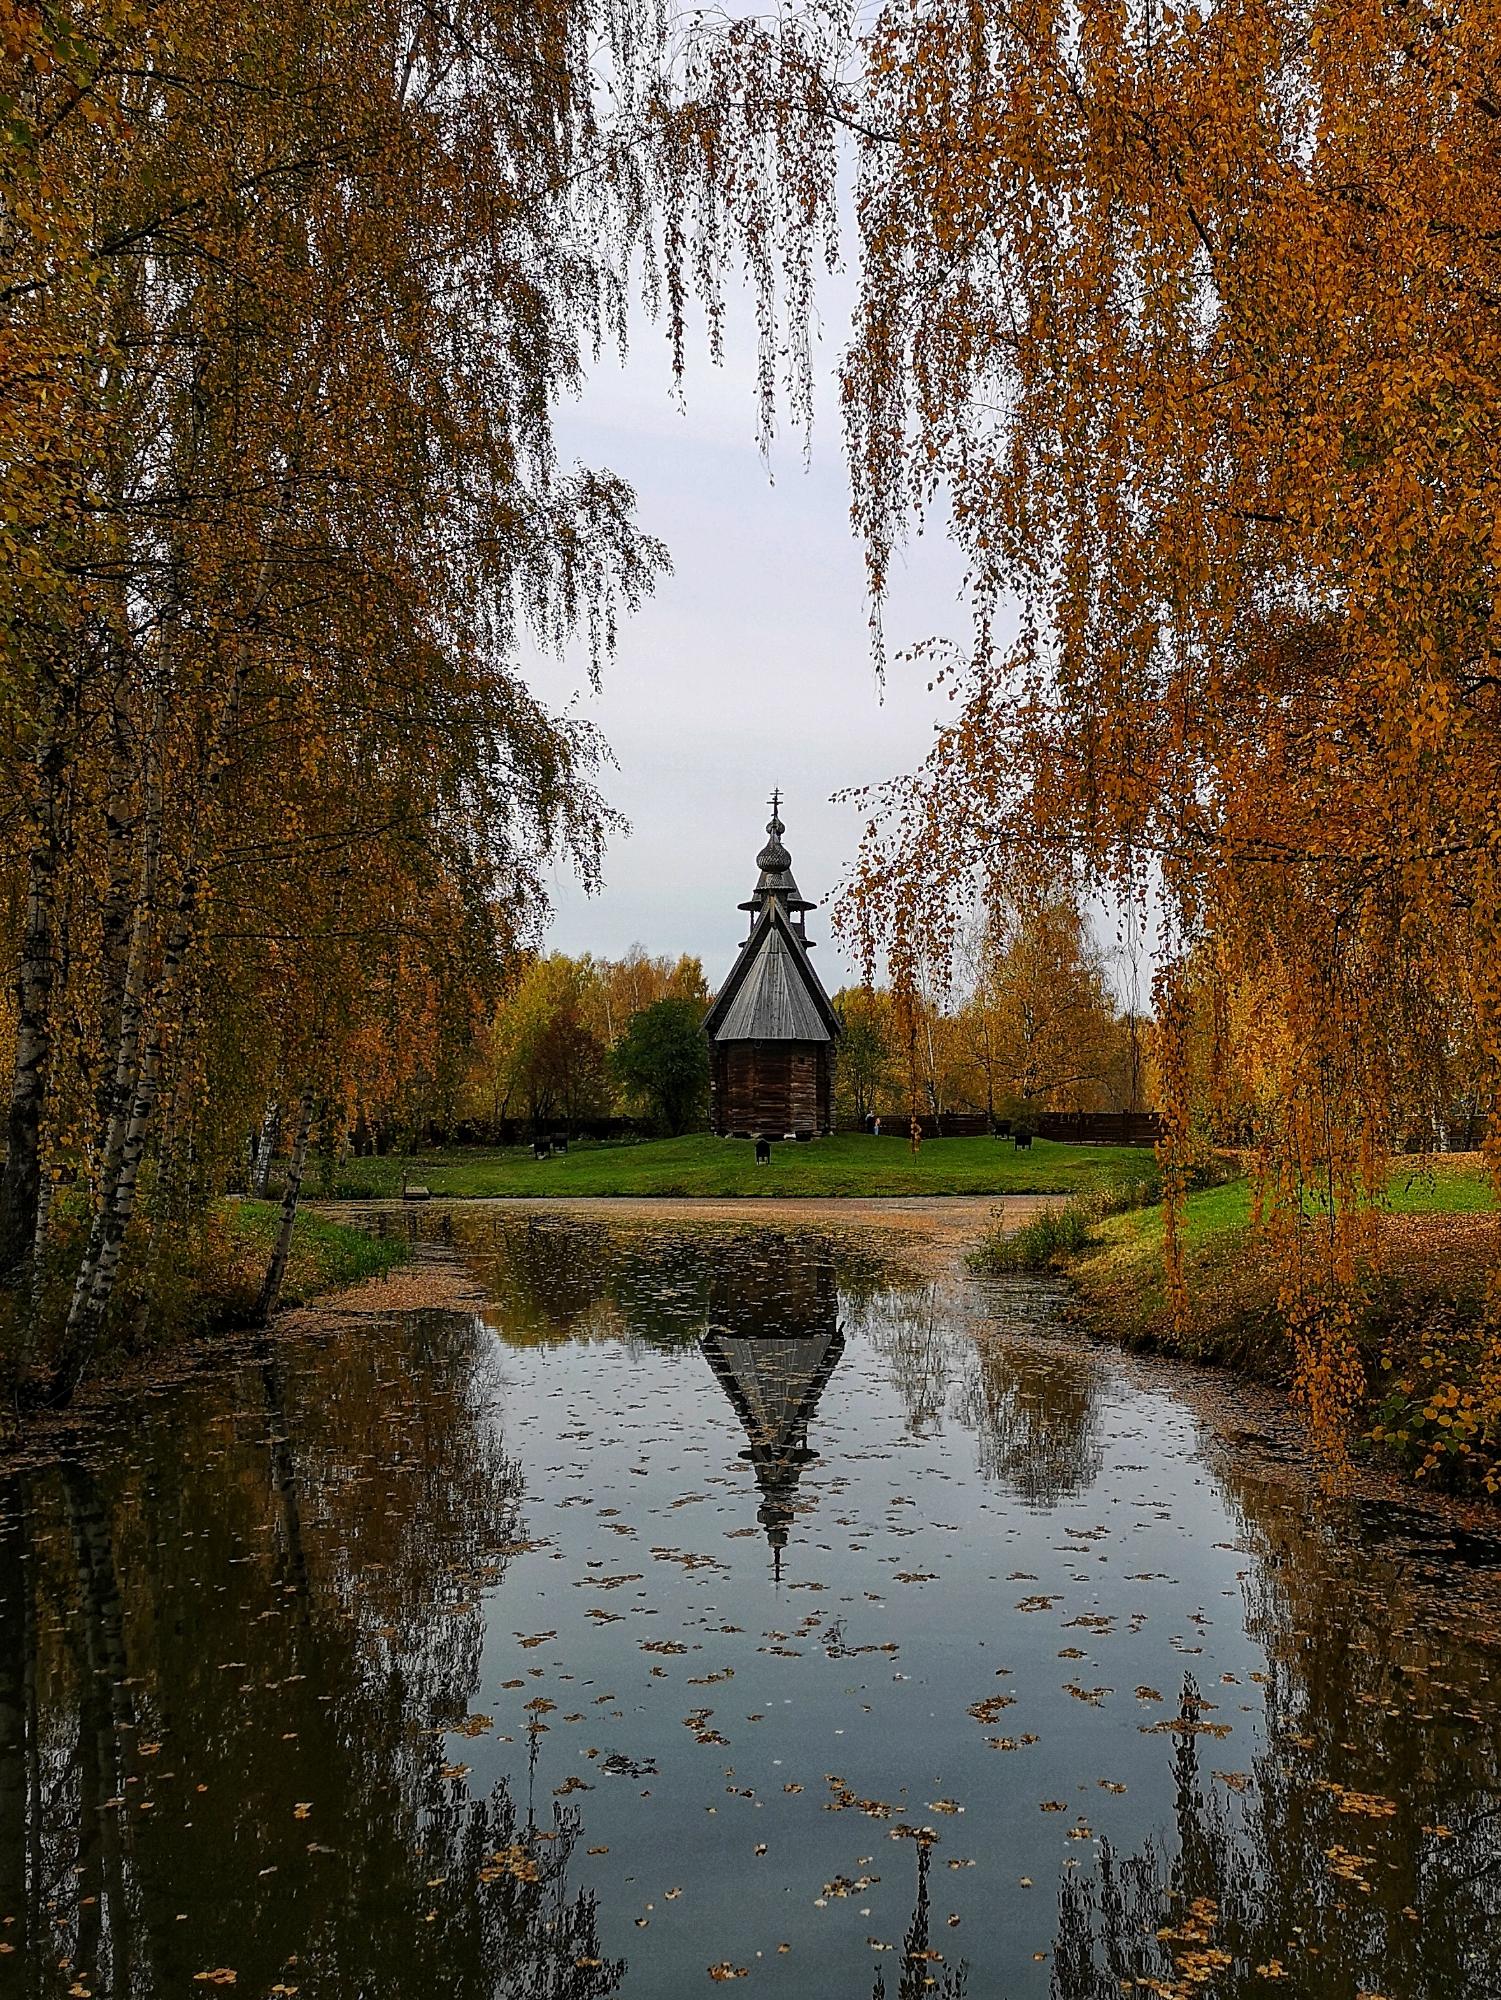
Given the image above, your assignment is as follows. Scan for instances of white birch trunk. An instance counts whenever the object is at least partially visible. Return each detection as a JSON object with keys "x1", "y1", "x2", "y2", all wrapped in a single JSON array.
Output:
[
  {"x1": 51, "y1": 856, "x2": 195, "y2": 1403},
  {"x1": 0, "y1": 719, "x2": 68, "y2": 1277},
  {"x1": 255, "y1": 1092, "x2": 315, "y2": 1322},
  {"x1": 252, "y1": 1102, "x2": 282, "y2": 1199}
]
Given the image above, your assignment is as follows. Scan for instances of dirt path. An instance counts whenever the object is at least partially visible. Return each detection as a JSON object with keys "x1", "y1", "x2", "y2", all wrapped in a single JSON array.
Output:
[{"x1": 334, "y1": 1192, "x2": 1062, "y2": 1279}]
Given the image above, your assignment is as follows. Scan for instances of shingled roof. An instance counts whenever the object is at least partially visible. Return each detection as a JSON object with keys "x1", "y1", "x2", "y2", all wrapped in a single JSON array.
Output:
[{"x1": 706, "y1": 903, "x2": 836, "y2": 1042}]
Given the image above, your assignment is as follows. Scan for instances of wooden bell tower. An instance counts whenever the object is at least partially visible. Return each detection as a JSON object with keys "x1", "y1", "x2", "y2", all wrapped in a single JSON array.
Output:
[{"x1": 703, "y1": 794, "x2": 840, "y2": 1138}]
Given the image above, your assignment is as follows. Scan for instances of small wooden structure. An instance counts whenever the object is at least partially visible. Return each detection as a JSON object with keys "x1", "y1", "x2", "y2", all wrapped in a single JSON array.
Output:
[{"x1": 703, "y1": 795, "x2": 840, "y2": 1138}]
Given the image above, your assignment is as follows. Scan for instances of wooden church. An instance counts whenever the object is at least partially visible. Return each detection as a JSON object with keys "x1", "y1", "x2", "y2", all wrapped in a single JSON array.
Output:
[{"x1": 703, "y1": 795, "x2": 840, "y2": 1138}]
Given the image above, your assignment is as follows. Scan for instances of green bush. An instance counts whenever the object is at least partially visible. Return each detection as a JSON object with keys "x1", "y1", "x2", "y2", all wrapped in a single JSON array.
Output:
[{"x1": 971, "y1": 1171, "x2": 1165, "y2": 1273}]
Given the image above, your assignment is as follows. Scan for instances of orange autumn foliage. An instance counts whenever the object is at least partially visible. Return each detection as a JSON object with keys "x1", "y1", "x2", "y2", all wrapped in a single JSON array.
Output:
[
  {"x1": 653, "y1": 0, "x2": 1501, "y2": 1468},
  {"x1": 0, "y1": 0, "x2": 671, "y2": 1395}
]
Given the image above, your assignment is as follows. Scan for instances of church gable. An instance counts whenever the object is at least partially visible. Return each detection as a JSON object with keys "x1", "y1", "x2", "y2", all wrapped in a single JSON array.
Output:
[{"x1": 704, "y1": 901, "x2": 836, "y2": 1044}]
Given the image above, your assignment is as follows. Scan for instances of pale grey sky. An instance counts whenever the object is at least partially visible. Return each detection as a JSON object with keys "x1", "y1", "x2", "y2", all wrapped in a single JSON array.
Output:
[{"x1": 528, "y1": 285, "x2": 991, "y2": 996}]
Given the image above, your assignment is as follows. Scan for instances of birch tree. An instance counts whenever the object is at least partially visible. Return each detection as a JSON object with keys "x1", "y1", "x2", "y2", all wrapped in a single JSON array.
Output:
[{"x1": 1, "y1": 0, "x2": 671, "y2": 1399}]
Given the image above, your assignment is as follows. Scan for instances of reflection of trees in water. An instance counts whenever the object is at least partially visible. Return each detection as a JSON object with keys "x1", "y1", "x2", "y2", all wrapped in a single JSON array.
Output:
[
  {"x1": 844, "y1": 1283, "x2": 954, "y2": 1434},
  {"x1": 468, "y1": 1216, "x2": 631, "y2": 1342},
  {"x1": 1051, "y1": 1682, "x2": 1259, "y2": 2000},
  {"x1": 464, "y1": 1216, "x2": 904, "y2": 1353},
  {"x1": 1052, "y1": 1542, "x2": 1501, "y2": 1998},
  {"x1": 871, "y1": 1835, "x2": 967, "y2": 2000},
  {"x1": 0, "y1": 1310, "x2": 623, "y2": 1998},
  {"x1": 952, "y1": 1335, "x2": 1103, "y2": 1506},
  {"x1": 842, "y1": 1273, "x2": 1104, "y2": 1503}
]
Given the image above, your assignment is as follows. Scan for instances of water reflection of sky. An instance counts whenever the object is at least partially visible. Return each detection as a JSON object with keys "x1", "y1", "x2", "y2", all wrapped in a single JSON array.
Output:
[{"x1": 2, "y1": 1214, "x2": 1499, "y2": 1999}]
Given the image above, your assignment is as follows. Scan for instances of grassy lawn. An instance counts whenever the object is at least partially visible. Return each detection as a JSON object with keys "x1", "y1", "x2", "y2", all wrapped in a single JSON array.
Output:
[
  {"x1": 328, "y1": 1132, "x2": 1159, "y2": 1201},
  {"x1": 1092, "y1": 1154, "x2": 1495, "y2": 1269},
  {"x1": 1020, "y1": 1153, "x2": 1501, "y2": 1388},
  {"x1": 228, "y1": 1200, "x2": 409, "y2": 1305}
]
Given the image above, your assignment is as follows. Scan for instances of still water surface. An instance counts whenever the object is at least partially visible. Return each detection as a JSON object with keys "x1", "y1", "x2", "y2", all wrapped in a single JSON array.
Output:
[{"x1": 3, "y1": 1213, "x2": 1500, "y2": 1998}]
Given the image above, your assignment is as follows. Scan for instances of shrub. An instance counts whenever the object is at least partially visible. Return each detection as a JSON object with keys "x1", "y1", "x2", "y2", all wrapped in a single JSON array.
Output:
[
  {"x1": 1369, "y1": 1326, "x2": 1501, "y2": 1495},
  {"x1": 971, "y1": 1171, "x2": 1164, "y2": 1273}
]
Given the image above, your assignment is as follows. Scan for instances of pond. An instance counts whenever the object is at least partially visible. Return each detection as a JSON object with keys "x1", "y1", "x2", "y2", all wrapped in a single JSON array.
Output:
[{"x1": 3, "y1": 1211, "x2": 1500, "y2": 1999}]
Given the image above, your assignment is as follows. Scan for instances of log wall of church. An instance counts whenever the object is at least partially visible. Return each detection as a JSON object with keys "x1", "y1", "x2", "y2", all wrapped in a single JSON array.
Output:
[{"x1": 710, "y1": 1042, "x2": 833, "y2": 1136}]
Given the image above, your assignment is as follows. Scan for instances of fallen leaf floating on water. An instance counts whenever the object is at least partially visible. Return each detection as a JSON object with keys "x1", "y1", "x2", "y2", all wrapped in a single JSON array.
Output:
[
  {"x1": 479, "y1": 1846, "x2": 540, "y2": 1885},
  {"x1": 707, "y1": 1966, "x2": 748, "y2": 1982},
  {"x1": 1325, "y1": 1845, "x2": 1378, "y2": 1889},
  {"x1": 193, "y1": 1976, "x2": 237, "y2": 1988},
  {"x1": 966, "y1": 1695, "x2": 1016, "y2": 1723},
  {"x1": 1319, "y1": 1782, "x2": 1398, "y2": 1819}
]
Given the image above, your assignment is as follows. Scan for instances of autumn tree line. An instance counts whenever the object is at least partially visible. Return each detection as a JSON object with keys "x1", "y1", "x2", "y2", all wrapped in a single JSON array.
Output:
[{"x1": 427, "y1": 888, "x2": 1144, "y2": 1145}]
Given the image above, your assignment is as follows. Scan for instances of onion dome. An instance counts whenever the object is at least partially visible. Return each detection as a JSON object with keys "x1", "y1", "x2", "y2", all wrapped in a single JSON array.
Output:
[{"x1": 740, "y1": 790, "x2": 815, "y2": 919}]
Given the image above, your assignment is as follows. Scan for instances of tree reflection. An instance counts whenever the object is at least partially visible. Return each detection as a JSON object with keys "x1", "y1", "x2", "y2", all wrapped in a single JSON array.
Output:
[
  {"x1": 847, "y1": 1282, "x2": 954, "y2": 1434},
  {"x1": 872, "y1": 1834, "x2": 968, "y2": 2000},
  {"x1": 1053, "y1": 1573, "x2": 1501, "y2": 1997},
  {"x1": 461, "y1": 1214, "x2": 904, "y2": 1356},
  {"x1": 0, "y1": 1308, "x2": 624, "y2": 1998},
  {"x1": 953, "y1": 1336, "x2": 1104, "y2": 1505}
]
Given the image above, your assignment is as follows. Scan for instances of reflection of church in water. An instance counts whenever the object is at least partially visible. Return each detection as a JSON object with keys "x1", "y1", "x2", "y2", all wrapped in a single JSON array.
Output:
[{"x1": 700, "y1": 1248, "x2": 844, "y2": 1576}]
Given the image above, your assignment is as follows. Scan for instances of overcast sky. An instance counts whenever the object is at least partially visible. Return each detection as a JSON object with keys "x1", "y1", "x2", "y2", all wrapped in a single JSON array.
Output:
[{"x1": 525, "y1": 282, "x2": 997, "y2": 997}]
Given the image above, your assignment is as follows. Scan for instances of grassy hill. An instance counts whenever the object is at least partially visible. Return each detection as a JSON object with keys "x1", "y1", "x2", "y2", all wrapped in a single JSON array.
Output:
[
  {"x1": 329, "y1": 1132, "x2": 1157, "y2": 1201},
  {"x1": 1020, "y1": 1153, "x2": 1499, "y2": 1383}
]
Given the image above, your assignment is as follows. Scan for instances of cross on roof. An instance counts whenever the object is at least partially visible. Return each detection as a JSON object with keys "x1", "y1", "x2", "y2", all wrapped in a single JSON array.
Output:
[{"x1": 768, "y1": 786, "x2": 781, "y2": 818}]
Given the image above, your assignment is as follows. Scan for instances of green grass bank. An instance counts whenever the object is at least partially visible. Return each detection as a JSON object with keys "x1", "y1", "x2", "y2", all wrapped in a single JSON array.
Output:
[
  {"x1": 226, "y1": 1200, "x2": 410, "y2": 1307},
  {"x1": 4, "y1": 1201, "x2": 409, "y2": 1431},
  {"x1": 972, "y1": 1155, "x2": 1501, "y2": 1492},
  {"x1": 329, "y1": 1132, "x2": 1158, "y2": 1201}
]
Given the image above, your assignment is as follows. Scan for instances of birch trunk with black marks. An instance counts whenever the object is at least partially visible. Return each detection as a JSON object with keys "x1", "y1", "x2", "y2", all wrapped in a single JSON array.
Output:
[
  {"x1": 0, "y1": 712, "x2": 71, "y2": 1279},
  {"x1": 256, "y1": 1091, "x2": 315, "y2": 1322},
  {"x1": 34, "y1": 746, "x2": 164, "y2": 1397},
  {"x1": 49, "y1": 641, "x2": 253, "y2": 1401},
  {"x1": 50, "y1": 861, "x2": 198, "y2": 1403},
  {"x1": 252, "y1": 1101, "x2": 282, "y2": 1197},
  {"x1": 30, "y1": 1171, "x2": 54, "y2": 1314},
  {"x1": 94, "y1": 691, "x2": 144, "y2": 1132}
]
